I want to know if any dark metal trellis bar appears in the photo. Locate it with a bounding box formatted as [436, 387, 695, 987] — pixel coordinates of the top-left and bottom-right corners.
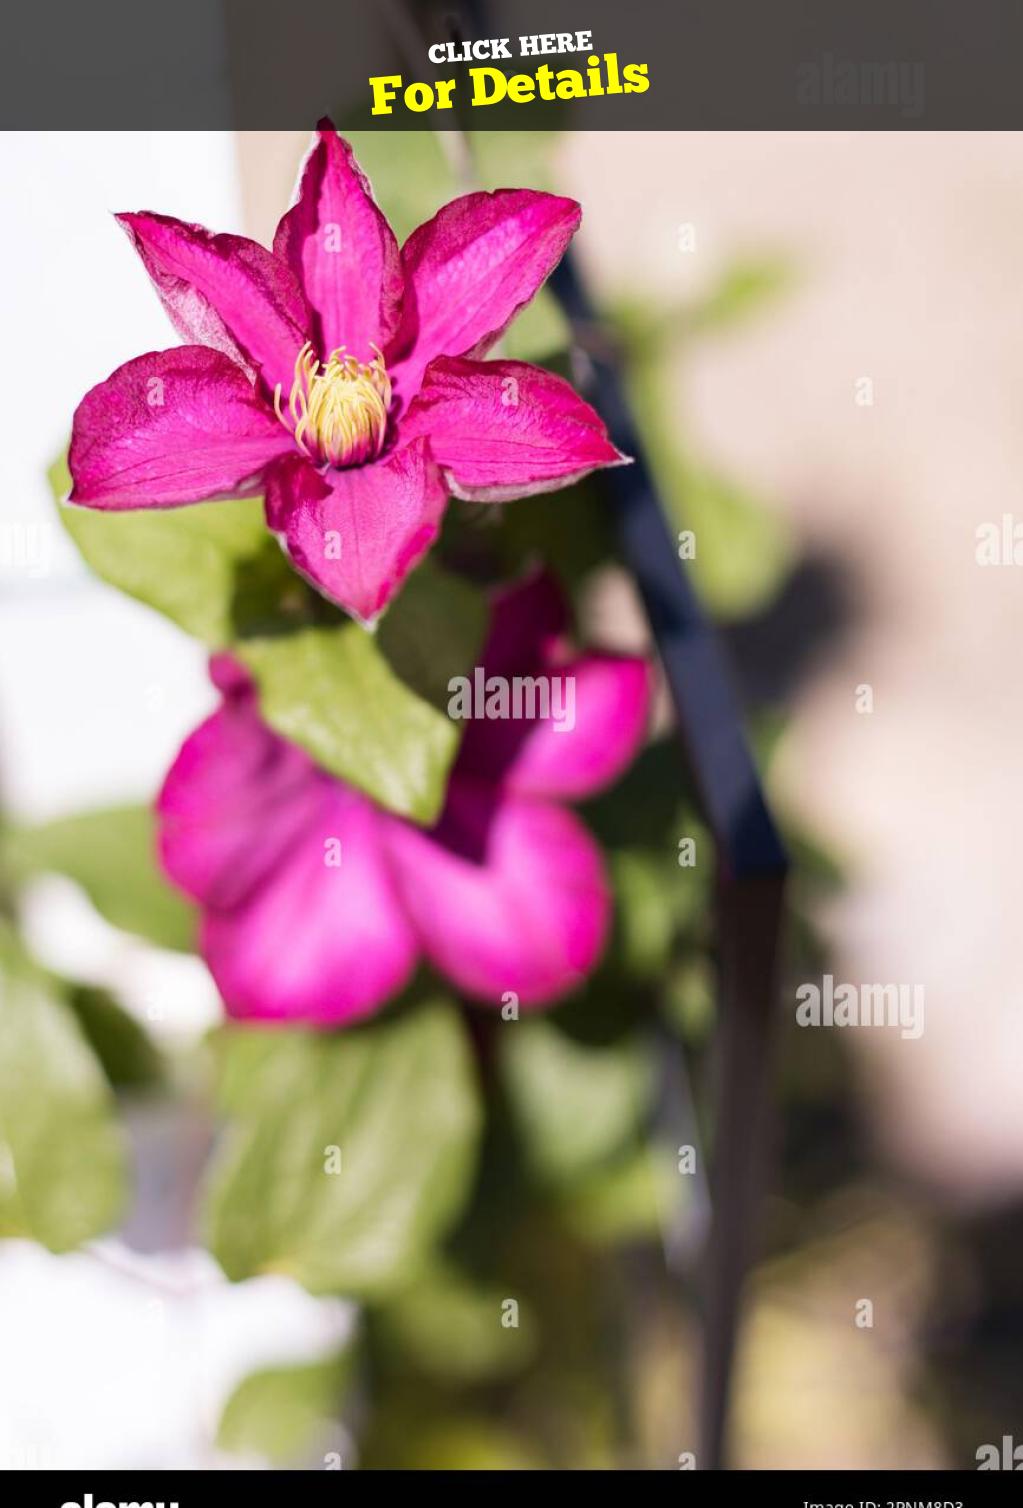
[548, 254, 789, 1470]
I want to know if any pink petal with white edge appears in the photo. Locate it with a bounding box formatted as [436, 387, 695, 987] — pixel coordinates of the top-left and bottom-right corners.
[458, 654, 651, 802]
[383, 779, 610, 1007]
[389, 190, 581, 408]
[201, 783, 419, 1027]
[265, 440, 448, 625]
[117, 211, 310, 397]
[399, 356, 626, 501]
[274, 120, 403, 361]
[69, 347, 295, 509]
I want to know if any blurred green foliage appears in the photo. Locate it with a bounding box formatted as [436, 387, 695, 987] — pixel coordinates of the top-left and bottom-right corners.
[204, 999, 480, 1297]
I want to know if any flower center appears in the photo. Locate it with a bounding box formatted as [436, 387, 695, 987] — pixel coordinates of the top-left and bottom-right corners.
[274, 341, 391, 467]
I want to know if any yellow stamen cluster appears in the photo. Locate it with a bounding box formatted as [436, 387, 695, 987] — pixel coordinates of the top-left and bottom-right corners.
[274, 342, 391, 467]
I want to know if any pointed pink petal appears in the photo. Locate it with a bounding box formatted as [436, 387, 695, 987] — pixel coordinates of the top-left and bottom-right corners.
[265, 440, 448, 624]
[202, 784, 419, 1026]
[399, 357, 625, 501]
[157, 666, 418, 1026]
[389, 190, 581, 407]
[274, 120, 403, 361]
[117, 211, 310, 397]
[384, 780, 609, 1008]
[68, 347, 294, 509]
[459, 654, 652, 801]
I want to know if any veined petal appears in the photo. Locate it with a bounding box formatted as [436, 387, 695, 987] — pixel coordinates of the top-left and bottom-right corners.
[274, 120, 403, 360]
[201, 784, 419, 1027]
[265, 440, 448, 625]
[384, 779, 610, 1008]
[458, 653, 652, 801]
[69, 347, 294, 509]
[389, 190, 581, 407]
[116, 211, 311, 397]
[399, 356, 626, 501]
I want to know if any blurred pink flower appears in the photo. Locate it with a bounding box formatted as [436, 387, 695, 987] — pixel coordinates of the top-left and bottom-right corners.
[156, 574, 651, 1026]
[68, 121, 624, 624]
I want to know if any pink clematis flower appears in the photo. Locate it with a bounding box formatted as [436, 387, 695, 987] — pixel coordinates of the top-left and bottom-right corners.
[156, 573, 651, 1026]
[68, 121, 625, 624]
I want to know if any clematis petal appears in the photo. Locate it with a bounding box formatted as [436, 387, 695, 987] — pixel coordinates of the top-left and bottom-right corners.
[265, 439, 448, 625]
[383, 779, 610, 1007]
[399, 357, 626, 501]
[156, 660, 323, 911]
[201, 784, 419, 1027]
[274, 120, 403, 361]
[389, 190, 581, 407]
[69, 347, 295, 509]
[475, 568, 570, 679]
[157, 662, 418, 1026]
[458, 653, 652, 801]
[116, 211, 310, 397]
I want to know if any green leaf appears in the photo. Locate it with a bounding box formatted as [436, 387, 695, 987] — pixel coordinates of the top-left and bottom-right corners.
[237, 623, 462, 824]
[343, 128, 454, 244]
[562, 1144, 681, 1247]
[500, 1016, 654, 1187]
[65, 984, 164, 1091]
[206, 999, 481, 1297]
[609, 848, 706, 981]
[363, 1411, 545, 1471]
[3, 804, 196, 953]
[679, 461, 793, 620]
[376, 561, 487, 711]
[51, 456, 298, 647]
[688, 254, 795, 336]
[217, 1354, 351, 1465]
[0, 937, 127, 1249]
[376, 1263, 536, 1383]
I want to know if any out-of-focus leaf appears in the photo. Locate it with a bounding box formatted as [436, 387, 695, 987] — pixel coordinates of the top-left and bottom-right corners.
[363, 1410, 544, 1471]
[491, 474, 615, 588]
[51, 456, 298, 647]
[343, 128, 453, 243]
[677, 461, 793, 621]
[610, 848, 706, 980]
[206, 1000, 481, 1297]
[581, 739, 701, 852]
[688, 255, 795, 336]
[217, 1353, 351, 1466]
[64, 984, 164, 1091]
[500, 1016, 653, 1187]
[237, 622, 462, 824]
[562, 1144, 681, 1246]
[376, 1263, 536, 1383]
[376, 561, 487, 711]
[0, 935, 127, 1249]
[662, 955, 716, 1044]
[499, 289, 571, 363]
[3, 804, 196, 953]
